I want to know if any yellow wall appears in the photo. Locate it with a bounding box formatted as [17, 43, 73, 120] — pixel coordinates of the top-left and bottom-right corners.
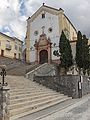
[58, 13, 77, 58]
[25, 21, 30, 63]
[0, 33, 23, 59]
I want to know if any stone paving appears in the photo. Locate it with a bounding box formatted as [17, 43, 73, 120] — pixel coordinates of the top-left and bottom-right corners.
[17, 94, 90, 120]
[40, 94, 90, 120]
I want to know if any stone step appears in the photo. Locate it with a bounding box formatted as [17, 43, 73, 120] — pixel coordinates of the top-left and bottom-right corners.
[10, 94, 60, 110]
[10, 92, 59, 100]
[9, 84, 48, 90]
[10, 87, 55, 93]
[10, 95, 70, 117]
[10, 86, 52, 92]
[10, 89, 54, 97]
[10, 92, 60, 104]
[10, 87, 43, 93]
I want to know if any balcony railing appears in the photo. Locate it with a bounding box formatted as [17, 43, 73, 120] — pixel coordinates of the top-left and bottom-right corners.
[6, 44, 12, 50]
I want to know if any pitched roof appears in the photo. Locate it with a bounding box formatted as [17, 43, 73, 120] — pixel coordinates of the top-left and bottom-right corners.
[27, 4, 64, 21]
[27, 4, 77, 33]
[0, 32, 23, 43]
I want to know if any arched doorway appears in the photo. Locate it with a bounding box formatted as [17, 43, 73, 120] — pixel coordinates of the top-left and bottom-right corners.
[39, 50, 48, 64]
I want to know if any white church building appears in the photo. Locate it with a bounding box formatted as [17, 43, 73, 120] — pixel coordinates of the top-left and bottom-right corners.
[24, 3, 77, 64]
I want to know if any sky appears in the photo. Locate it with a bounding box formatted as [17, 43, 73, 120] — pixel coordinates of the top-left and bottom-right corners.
[0, 0, 90, 41]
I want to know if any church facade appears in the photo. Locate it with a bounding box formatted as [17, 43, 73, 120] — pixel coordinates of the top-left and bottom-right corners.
[25, 4, 77, 64]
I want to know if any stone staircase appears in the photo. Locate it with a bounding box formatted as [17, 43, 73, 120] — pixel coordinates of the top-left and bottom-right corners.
[0, 56, 37, 76]
[0, 56, 24, 69]
[26, 63, 57, 80]
[6, 64, 34, 76]
[2, 75, 72, 120]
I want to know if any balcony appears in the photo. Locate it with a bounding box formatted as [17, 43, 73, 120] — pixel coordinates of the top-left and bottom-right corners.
[6, 44, 12, 50]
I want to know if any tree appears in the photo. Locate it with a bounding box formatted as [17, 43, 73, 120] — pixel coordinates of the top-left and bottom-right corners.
[76, 31, 90, 72]
[75, 31, 83, 68]
[59, 31, 73, 69]
[53, 31, 73, 70]
[82, 35, 89, 70]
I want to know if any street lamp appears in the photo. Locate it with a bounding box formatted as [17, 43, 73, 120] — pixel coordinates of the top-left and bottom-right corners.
[0, 65, 7, 86]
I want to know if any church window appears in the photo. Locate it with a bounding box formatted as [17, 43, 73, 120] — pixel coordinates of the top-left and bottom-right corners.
[48, 27, 53, 33]
[42, 13, 45, 18]
[34, 31, 38, 36]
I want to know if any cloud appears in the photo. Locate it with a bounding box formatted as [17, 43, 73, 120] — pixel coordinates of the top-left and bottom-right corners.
[0, 0, 90, 41]
[0, 0, 26, 40]
[22, 0, 90, 38]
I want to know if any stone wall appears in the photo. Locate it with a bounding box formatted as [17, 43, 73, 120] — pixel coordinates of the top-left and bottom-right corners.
[34, 75, 90, 99]
[0, 86, 10, 120]
[26, 63, 57, 80]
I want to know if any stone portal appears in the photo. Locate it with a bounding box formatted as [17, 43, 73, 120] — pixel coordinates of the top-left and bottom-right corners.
[34, 33, 52, 64]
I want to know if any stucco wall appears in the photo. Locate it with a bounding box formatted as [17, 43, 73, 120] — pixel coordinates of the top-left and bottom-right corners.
[29, 12, 59, 62]
[0, 33, 23, 59]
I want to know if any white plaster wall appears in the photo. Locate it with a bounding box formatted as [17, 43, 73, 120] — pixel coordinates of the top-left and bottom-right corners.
[29, 11, 60, 62]
[30, 50, 36, 62]
[52, 47, 59, 60]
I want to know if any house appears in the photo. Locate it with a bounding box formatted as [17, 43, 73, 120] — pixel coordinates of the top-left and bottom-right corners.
[0, 32, 23, 60]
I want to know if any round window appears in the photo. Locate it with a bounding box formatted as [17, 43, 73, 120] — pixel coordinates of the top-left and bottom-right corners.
[34, 31, 38, 36]
[48, 27, 52, 33]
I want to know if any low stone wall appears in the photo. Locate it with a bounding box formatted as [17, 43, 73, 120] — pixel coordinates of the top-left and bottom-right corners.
[26, 63, 57, 80]
[34, 75, 90, 99]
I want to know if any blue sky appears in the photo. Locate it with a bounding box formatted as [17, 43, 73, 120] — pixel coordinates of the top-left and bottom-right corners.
[0, 0, 90, 41]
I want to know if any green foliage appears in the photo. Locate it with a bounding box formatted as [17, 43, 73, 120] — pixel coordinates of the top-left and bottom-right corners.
[53, 50, 60, 57]
[76, 31, 83, 68]
[59, 31, 73, 69]
[76, 31, 90, 70]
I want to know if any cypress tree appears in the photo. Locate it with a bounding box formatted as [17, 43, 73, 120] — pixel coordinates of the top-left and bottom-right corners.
[59, 31, 73, 69]
[82, 35, 89, 70]
[76, 31, 83, 68]
[76, 31, 90, 72]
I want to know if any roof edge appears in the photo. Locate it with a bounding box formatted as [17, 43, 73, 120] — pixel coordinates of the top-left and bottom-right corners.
[0, 32, 23, 42]
[27, 4, 64, 21]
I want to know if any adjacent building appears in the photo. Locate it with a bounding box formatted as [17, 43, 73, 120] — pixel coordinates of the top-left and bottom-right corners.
[0, 32, 23, 60]
[25, 4, 77, 64]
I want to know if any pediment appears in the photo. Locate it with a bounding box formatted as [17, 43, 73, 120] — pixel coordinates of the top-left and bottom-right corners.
[38, 34, 49, 46]
[34, 33, 51, 48]
[28, 5, 63, 22]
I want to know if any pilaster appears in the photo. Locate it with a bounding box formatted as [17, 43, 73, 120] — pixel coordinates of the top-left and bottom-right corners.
[58, 13, 64, 35]
[25, 20, 30, 63]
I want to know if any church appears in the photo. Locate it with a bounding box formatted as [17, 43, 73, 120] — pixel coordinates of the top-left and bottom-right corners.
[24, 3, 77, 64]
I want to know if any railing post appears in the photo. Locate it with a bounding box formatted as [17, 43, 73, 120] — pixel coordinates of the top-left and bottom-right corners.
[0, 65, 10, 120]
[0, 86, 10, 120]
